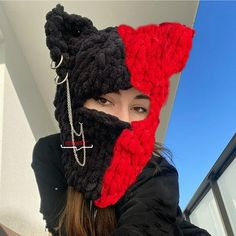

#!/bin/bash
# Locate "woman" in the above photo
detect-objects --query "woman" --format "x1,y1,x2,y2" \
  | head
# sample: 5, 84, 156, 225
32, 4, 211, 236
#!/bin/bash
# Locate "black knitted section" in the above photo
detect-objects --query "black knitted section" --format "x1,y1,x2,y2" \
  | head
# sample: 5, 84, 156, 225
44, 4, 133, 200
60, 107, 131, 200
45, 4, 97, 69
44, 4, 132, 123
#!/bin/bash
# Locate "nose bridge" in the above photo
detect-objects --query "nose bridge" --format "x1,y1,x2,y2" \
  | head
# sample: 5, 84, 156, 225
116, 105, 130, 123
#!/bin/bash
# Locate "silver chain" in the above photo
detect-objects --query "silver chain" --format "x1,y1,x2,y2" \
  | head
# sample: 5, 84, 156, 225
52, 55, 93, 167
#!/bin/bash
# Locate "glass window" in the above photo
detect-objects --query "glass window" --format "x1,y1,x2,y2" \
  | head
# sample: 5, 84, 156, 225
189, 189, 227, 236
218, 157, 236, 235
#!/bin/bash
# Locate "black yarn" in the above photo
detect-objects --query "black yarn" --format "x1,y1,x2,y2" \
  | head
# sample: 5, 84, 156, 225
44, 4, 134, 200
60, 107, 131, 200
45, 4, 96, 66
44, 4, 132, 118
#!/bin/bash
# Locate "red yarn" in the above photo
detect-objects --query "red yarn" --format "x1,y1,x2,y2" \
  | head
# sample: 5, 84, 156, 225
94, 22, 195, 208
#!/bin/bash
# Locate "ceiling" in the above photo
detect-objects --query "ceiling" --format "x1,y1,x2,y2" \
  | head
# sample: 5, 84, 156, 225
0, 1, 199, 142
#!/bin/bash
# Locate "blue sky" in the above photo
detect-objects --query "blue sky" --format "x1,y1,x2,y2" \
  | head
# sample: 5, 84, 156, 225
164, 1, 236, 209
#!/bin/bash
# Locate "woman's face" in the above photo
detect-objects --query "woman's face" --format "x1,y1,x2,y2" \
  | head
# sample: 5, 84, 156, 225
83, 87, 150, 123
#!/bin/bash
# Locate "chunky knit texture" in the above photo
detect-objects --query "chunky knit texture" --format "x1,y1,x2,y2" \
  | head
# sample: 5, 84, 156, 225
44, 4, 195, 208
95, 23, 195, 207
60, 107, 131, 200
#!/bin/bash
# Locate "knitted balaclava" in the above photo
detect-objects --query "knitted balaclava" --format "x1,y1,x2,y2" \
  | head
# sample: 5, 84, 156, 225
45, 4, 195, 208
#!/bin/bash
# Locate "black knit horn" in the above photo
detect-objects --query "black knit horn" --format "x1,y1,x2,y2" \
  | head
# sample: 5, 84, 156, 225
44, 3, 98, 72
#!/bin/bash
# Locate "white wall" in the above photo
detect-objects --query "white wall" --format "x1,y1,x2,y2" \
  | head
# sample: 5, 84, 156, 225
0, 63, 48, 236
0, 3, 56, 235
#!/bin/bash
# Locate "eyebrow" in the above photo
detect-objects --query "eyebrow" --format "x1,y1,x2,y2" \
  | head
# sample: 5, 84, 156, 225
112, 91, 149, 100
134, 94, 150, 100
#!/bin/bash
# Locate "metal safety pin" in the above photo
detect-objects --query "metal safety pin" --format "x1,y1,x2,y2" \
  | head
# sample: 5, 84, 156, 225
61, 144, 77, 149
60, 144, 93, 150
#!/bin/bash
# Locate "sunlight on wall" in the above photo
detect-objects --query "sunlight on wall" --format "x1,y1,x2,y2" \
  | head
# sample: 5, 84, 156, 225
0, 64, 48, 235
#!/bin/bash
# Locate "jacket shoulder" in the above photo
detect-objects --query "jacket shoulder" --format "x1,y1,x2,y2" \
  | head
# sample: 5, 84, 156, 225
33, 133, 62, 160
31, 133, 67, 234
31, 132, 66, 189
114, 154, 180, 235
125, 154, 179, 197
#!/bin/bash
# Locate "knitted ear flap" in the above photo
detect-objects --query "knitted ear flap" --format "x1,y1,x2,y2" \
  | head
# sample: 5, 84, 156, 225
159, 22, 195, 78
116, 22, 195, 101
44, 3, 98, 76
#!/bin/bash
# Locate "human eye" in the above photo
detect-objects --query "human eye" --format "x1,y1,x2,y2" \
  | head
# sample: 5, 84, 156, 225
94, 96, 112, 106
132, 106, 148, 114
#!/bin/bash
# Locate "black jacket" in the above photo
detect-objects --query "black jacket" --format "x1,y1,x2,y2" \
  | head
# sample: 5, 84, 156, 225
31, 133, 211, 236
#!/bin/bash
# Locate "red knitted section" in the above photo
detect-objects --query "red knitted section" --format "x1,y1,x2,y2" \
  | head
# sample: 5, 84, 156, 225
94, 22, 195, 208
